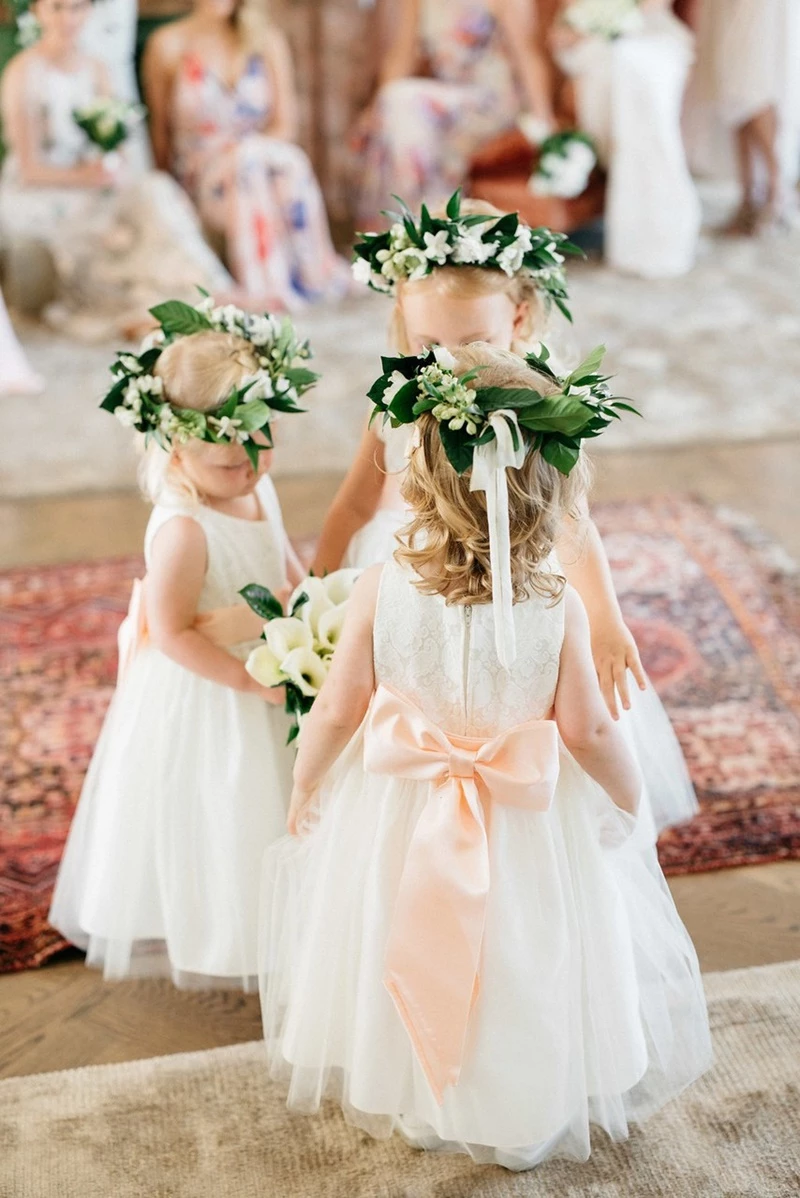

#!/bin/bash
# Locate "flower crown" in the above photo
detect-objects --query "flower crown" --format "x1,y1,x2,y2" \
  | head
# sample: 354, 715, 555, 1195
368, 343, 638, 477
100, 295, 318, 468
352, 189, 578, 321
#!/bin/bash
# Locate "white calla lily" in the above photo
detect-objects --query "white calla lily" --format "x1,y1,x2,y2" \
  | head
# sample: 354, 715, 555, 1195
432, 345, 458, 372
281, 646, 329, 697
245, 645, 286, 689
321, 568, 361, 606
290, 577, 334, 635
316, 603, 348, 652
264, 616, 313, 661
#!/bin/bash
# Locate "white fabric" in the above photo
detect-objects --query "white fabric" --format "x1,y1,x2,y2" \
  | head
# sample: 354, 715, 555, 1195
684, 0, 800, 190
558, 11, 701, 277
0, 288, 42, 395
49, 476, 294, 990
468, 410, 526, 668
260, 559, 712, 1167
81, 0, 150, 169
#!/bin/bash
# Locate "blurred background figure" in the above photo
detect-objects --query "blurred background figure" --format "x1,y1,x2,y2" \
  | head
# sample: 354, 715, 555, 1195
685, 0, 800, 234
550, 0, 700, 277
0, 0, 233, 340
142, 0, 350, 310
352, 0, 555, 230
0, 285, 43, 395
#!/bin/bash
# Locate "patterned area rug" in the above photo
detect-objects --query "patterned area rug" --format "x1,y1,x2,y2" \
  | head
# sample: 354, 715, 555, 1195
1, 497, 798, 973
1, 959, 798, 1197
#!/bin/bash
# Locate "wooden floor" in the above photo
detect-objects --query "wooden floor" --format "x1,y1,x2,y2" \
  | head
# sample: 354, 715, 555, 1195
1, 438, 799, 1082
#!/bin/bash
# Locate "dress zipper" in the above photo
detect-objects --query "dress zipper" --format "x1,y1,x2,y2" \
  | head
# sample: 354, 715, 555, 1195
462, 604, 473, 734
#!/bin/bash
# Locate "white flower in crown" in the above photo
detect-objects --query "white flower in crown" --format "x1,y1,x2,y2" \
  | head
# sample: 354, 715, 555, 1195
137, 375, 164, 396
377, 250, 404, 283
209, 414, 247, 442
396, 247, 428, 281
497, 240, 527, 276
119, 354, 143, 375
382, 369, 411, 407
114, 407, 138, 428
422, 230, 451, 264
432, 346, 458, 371
247, 314, 281, 347
388, 223, 412, 252
451, 229, 494, 265
194, 294, 215, 316
242, 372, 275, 401
210, 304, 243, 333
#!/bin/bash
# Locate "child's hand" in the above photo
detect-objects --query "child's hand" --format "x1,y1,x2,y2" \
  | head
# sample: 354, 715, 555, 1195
287, 784, 317, 837
590, 620, 647, 720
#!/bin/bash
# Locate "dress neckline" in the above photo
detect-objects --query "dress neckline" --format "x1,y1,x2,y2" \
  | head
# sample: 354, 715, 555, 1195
183, 51, 263, 96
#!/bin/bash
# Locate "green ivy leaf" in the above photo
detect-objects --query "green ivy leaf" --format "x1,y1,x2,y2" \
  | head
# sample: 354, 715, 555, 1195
243, 439, 261, 470
388, 379, 421, 424
99, 376, 127, 413
149, 300, 212, 338
445, 188, 462, 220
234, 398, 272, 432
439, 424, 476, 475
540, 438, 580, 475
567, 345, 606, 387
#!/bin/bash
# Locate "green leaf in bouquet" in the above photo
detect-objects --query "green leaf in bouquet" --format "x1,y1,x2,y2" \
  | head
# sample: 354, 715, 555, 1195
239, 584, 284, 621
439, 424, 478, 476
388, 380, 422, 424
99, 376, 127, 413
445, 188, 462, 221
567, 345, 607, 387
290, 591, 309, 617
282, 366, 319, 391
540, 437, 580, 475
234, 398, 272, 432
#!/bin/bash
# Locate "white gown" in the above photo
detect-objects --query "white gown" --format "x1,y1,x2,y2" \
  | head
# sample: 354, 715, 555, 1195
0, 288, 43, 396
261, 560, 712, 1169
0, 54, 232, 340
49, 477, 294, 989
343, 424, 698, 833
557, 9, 701, 277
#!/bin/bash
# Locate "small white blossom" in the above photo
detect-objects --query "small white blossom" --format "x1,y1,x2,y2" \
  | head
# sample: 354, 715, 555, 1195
432, 346, 458, 372
247, 314, 280, 347
497, 242, 526, 276
388, 223, 412, 252
422, 230, 451, 264
114, 407, 137, 427
119, 354, 142, 374
194, 294, 215, 316
351, 257, 373, 285
451, 229, 494, 265
396, 247, 429, 280
209, 415, 246, 441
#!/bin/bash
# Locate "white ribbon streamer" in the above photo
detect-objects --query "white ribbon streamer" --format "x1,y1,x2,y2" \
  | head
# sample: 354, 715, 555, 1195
470, 411, 527, 669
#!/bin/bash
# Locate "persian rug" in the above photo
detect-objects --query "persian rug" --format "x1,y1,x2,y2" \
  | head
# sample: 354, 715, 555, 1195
4, 221, 800, 499
1, 497, 798, 974
0, 959, 797, 1197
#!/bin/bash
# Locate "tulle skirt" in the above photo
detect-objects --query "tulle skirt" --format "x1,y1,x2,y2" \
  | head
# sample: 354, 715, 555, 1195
50, 646, 293, 989
343, 508, 699, 834
260, 741, 712, 1169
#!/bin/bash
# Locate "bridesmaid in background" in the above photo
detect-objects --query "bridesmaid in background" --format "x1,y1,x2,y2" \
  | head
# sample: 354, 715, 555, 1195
143, 0, 349, 311
353, 0, 555, 230
0, 288, 43, 396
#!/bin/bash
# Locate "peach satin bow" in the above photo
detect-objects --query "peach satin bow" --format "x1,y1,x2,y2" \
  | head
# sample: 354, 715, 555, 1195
363, 685, 560, 1104
116, 578, 265, 682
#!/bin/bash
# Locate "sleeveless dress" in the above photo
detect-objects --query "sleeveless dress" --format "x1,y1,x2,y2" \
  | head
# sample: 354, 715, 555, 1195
169, 52, 349, 308
0, 54, 232, 340
556, 7, 700, 277
354, 0, 522, 228
260, 560, 711, 1168
49, 477, 293, 989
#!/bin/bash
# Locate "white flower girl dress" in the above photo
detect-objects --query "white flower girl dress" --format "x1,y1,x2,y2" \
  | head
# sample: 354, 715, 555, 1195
50, 476, 293, 989
261, 559, 712, 1168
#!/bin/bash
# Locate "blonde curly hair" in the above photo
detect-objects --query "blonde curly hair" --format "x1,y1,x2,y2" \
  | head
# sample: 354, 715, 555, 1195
390, 200, 551, 355
396, 343, 591, 606
139, 330, 261, 505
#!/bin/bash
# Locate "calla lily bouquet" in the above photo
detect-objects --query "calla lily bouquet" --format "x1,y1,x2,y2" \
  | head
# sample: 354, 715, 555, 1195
241, 569, 360, 742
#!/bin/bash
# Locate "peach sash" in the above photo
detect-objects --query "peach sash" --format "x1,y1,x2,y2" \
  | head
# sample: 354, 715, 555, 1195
363, 685, 560, 1103
116, 578, 265, 682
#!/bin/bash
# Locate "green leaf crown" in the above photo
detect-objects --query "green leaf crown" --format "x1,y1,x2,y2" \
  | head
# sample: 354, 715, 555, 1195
367, 344, 639, 477
352, 188, 580, 322
99, 295, 318, 469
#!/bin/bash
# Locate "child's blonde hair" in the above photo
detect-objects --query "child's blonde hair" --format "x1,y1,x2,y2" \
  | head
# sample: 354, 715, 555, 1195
390, 200, 549, 355
139, 330, 260, 505
396, 343, 590, 606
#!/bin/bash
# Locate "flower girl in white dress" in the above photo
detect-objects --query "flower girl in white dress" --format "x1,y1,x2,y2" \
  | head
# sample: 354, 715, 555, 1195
261, 344, 712, 1169
316, 194, 698, 834
50, 300, 314, 988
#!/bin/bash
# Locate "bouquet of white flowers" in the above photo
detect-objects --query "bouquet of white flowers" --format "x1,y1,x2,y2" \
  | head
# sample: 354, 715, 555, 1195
242, 569, 360, 742
530, 131, 597, 199
563, 0, 644, 40
73, 97, 146, 155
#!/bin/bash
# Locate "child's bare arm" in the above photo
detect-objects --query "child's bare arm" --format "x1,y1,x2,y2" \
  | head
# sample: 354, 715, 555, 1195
312, 425, 389, 574
555, 503, 647, 719
288, 565, 381, 833
146, 517, 283, 703
555, 587, 641, 815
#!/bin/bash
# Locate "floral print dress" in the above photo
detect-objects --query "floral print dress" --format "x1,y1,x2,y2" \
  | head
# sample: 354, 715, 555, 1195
354, 0, 522, 229
170, 53, 348, 309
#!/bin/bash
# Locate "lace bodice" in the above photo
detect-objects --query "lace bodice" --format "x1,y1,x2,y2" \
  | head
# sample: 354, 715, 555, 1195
374, 559, 564, 738
143, 476, 288, 654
